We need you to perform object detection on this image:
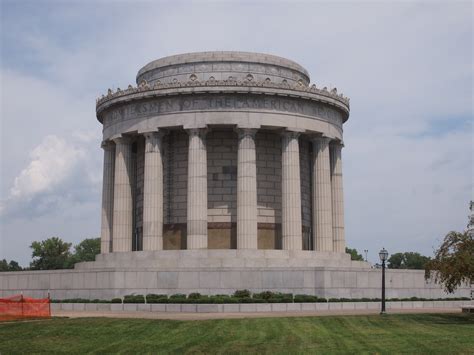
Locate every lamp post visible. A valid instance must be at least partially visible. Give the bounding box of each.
[379,247,389,314]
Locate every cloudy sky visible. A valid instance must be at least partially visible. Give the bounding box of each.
[0,0,472,266]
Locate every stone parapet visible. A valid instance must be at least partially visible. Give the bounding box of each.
[1,265,470,301]
[50,300,472,313]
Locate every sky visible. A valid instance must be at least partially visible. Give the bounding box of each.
[0,0,472,266]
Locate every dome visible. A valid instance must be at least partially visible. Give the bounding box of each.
[136,51,310,86]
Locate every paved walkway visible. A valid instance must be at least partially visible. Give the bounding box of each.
[53,308,463,321]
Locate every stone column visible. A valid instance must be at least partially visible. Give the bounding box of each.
[112,137,134,252]
[100,141,115,254]
[281,131,303,250]
[312,137,333,252]
[236,128,258,249]
[330,142,345,253]
[142,131,165,251]
[186,128,208,249]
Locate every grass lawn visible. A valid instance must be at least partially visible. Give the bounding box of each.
[0,313,472,354]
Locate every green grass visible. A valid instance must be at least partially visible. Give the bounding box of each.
[0,313,473,354]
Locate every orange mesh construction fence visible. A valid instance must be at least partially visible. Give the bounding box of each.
[0,294,51,321]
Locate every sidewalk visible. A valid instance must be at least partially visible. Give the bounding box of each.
[53,307,463,321]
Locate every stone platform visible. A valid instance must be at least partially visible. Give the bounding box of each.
[0,250,470,300]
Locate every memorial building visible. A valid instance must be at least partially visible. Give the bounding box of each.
[1,52,468,301]
[97,51,348,255]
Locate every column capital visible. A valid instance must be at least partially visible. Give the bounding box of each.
[185,127,208,138]
[330,139,345,148]
[311,135,332,145]
[142,130,166,140]
[236,127,258,139]
[112,136,133,145]
[281,130,302,140]
[101,140,115,150]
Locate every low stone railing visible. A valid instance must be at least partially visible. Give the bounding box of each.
[52,300,471,313]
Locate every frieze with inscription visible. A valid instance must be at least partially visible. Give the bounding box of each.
[103,94,342,128]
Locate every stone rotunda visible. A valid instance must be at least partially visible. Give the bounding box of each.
[97,51,349,257]
[1,52,468,300]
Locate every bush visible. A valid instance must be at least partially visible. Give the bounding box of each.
[233,289,251,298]
[91,299,110,304]
[146,294,168,303]
[253,291,274,300]
[123,295,145,304]
[111,298,122,303]
[294,295,318,303]
[169,294,186,300]
[188,293,202,300]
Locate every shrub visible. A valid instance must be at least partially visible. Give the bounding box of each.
[123,295,145,304]
[188,293,202,300]
[253,291,274,300]
[294,295,317,303]
[91,299,110,304]
[111,298,122,303]
[146,294,168,303]
[233,289,251,298]
[169,294,186,300]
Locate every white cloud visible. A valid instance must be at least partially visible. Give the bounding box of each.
[9,135,85,200]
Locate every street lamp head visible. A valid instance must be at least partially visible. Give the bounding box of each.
[379,248,389,262]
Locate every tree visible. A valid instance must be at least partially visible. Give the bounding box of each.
[425,231,474,293]
[71,238,100,263]
[0,259,23,271]
[346,247,364,261]
[30,237,73,270]
[388,252,430,269]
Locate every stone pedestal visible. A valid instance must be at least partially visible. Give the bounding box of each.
[112,137,133,252]
[142,131,165,251]
[186,129,208,249]
[100,142,115,254]
[312,137,333,252]
[330,142,345,252]
[281,131,303,250]
[237,128,258,249]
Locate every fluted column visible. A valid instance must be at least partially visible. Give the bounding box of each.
[312,136,333,251]
[112,136,134,252]
[330,142,345,252]
[237,128,258,249]
[100,141,115,253]
[142,131,165,251]
[186,128,208,249]
[281,131,303,250]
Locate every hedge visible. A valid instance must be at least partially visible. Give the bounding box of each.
[52,292,471,304]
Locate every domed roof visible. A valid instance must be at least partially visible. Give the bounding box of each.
[136,51,310,86]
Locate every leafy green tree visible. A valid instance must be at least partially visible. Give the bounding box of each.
[71,238,100,263]
[425,231,473,293]
[30,237,73,270]
[0,259,23,271]
[345,247,364,261]
[388,252,430,269]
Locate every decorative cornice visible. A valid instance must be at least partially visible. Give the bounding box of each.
[96,78,350,111]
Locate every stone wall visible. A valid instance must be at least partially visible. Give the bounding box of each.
[300,137,312,249]
[163,130,188,249]
[256,131,282,249]
[127,129,316,251]
[1,257,469,300]
[134,137,145,250]
[207,129,238,248]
